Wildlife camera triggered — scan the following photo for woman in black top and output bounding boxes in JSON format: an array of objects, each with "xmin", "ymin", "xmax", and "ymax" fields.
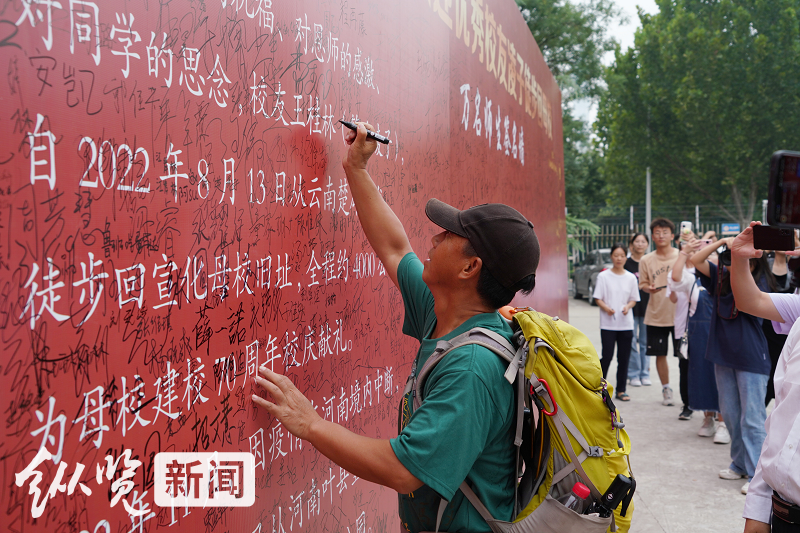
[{"xmin": 625, "ymin": 233, "xmax": 651, "ymax": 386}]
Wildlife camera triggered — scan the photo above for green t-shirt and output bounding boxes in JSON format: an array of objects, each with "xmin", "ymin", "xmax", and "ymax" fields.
[{"xmin": 390, "ymin": 253, "xmax": 516, "ymax": 533}]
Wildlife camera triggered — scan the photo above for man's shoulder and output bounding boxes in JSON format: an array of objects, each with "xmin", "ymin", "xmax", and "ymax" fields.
[
  {"xmin": 398, "ymin": 252, "xmax": 422, "ymax": 282},
  {"xmin": 656, "ymin": 248, "xmax": 679, "ymax": 262},
  {"xmin": 431, "ymin": 313, "xmax": 515, "ymax": 381},
  {"xmin": 438, "ymin": 337, "xmax": 512, "ymax": 385},
  {"xmin": 447, "ymin": 342, "xmax": 514, "ymax": 413},
  {"xmin": 462, "ymin": 340, "xmax": 511, "ymax": 368},
  {"xmin": 640, "ymin": 251, "xmax": 657, "ymax": 264},
  {"xmin": 421, "ymin": 337, "xmax": 514, "ymax": 423},
  {"xmin": 398, "ymin": 252, "xmax": 426, "ymax": 297}
]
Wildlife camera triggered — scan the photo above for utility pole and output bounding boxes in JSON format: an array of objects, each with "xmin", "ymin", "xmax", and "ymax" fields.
[
  {"xmin": 630, "ymin": 205, "xmax": 634, "ymax": 231},
  {"xmin": 646, "ymin": 167, "xmax": 652, "ymax": 250},
  {"xmin": 695, "ymin": 205, "xmax": 700, "ymax": 233}
]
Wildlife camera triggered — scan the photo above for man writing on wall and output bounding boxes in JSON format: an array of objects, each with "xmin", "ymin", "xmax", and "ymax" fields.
[{"xmin": 250, "ymin": 122, "xmax": 540, "ymax": 532}]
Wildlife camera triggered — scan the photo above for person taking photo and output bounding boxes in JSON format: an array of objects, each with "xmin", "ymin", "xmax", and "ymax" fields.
[
  {"xmin": 690, "ymin": 236, "xmax": 776, "ymax": 496},
  {"xmin": 668, "ymin": 237, "xmax": 725, "ymax": 440},
  {"xmin": 729, "ymin": 222, "xmax": 800, "ymax": 533}
]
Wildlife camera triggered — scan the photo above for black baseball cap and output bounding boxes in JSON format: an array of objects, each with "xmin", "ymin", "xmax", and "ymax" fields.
[{"xmin": 425, "ymin": 199, "xmax": 540, "ymax": 289}]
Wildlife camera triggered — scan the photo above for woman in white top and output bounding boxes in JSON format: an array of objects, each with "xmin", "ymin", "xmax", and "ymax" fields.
[{"xmin": 593, "ymin": 243, "xmax": 641, "ymax": 401}]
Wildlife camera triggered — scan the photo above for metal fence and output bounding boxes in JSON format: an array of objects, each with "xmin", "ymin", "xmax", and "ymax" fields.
[
  {"xmin": 568, "ymin": 222, "xmax": 725, "ymax": 277},
  {"xmin": 566, "ymin": 203, "xmax": 766, "ymax": 227}
]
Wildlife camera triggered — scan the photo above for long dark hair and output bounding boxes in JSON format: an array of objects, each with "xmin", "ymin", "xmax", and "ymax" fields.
[{"xmin": 719, "ymin": 255, "xmax": 777, "ymax": 296}]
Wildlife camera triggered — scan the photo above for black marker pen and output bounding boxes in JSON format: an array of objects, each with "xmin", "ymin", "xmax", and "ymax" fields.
[{"xmin": 339, "ymin": 120, "xmax": 391, "ymax": 144}]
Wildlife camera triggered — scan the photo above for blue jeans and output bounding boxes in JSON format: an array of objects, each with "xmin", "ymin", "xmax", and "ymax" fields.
[
  {"xmin": 714, "ymin": 364, "xmax": 768, "ymax": 478},
  {"xmin": 627, "ymin": 315, "xmax": 649, "ymax": 380}
]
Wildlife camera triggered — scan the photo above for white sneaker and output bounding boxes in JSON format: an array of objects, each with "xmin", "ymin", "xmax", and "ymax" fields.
[
  {"xmin": 698, "ymin": 414, "xmax": 717, "ymax": 437},
  {"xmin": 741, "ymin": 481, "xmax": 750, "ymax": 494},
  {"xmin": 714, "ymin": 422, "xmax": 731, "ymax": 444},
  {"xmin": 630, "ymin": 378, "xmax": 642, "ymax": 387},
  {"xmin": 641, "ymin": 377, "xmax": 652, "ymax": 386},
  {"xmin": 719, "ymin": 468, "xmax": 747, "ymax": 480},
  {"xmin": 662, "ymin": 386, "xmax": 675, "ymax": 406}
]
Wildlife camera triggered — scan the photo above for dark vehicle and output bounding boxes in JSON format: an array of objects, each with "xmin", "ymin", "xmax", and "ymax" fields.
[{"xmin": 573, "ymin": 248, "xmax": 612, "ymax": 306}]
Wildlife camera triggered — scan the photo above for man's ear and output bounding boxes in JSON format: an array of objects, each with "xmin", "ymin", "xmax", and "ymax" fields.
[{"xmin": 460, "ymin": 256, "xmax": 482, "ymax": 281}]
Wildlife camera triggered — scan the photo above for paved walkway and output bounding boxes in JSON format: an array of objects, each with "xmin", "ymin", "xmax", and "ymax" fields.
[{"xmin": 567, "ymin": 299, "xmax": 746, "ymax": 533}]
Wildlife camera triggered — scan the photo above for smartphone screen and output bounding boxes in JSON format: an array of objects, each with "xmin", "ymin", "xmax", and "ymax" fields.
[{"xmin": 769, "ymin": 151, "xmax": 800, "ymax": 227}]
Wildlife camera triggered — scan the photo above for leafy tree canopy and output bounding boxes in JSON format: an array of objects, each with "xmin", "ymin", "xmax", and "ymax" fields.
[
  {"xmin": 598, "ymin": 0, "xmax": 800, "ymax": 227},
  {"xmin": 519, "ymin": 0, "xmax": 622, "ymax": 102},
  {"xmin": 566, "ymin": 213, "xmax": 601, "ymax": 253},
  {"xmin": 518, "ymin": 0, "xmax": 623, "ymax": 219}
]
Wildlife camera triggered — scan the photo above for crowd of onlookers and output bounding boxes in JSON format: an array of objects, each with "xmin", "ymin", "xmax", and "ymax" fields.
[{"xmin": 590, "ymin": 218, "xmax": 790, "ymax": 499}]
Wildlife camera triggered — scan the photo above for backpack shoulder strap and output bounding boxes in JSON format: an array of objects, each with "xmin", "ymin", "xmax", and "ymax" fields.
[
  {"xmin": 411, "ymin": 327, "xmax": 519, "ymax": 411},
  {"xmin": 459, "ymin": 481, "xmax": 495, "ymax": 523}
]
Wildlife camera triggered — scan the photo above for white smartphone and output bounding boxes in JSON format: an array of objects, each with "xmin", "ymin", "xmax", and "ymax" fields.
[{"xmin": 680, "ymin": 221, "xmax": 692, "ymax": 240}]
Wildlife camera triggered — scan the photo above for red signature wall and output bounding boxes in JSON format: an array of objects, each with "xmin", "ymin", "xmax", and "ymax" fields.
[{"xmin": 0, "ymin": 0, "xmax": 565, "ymax": 531}]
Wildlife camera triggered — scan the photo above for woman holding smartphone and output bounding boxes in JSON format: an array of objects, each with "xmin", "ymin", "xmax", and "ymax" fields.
[
  {"xmin": 690, "ymin": 238, "xmax": 777, "ymax": 495},
  {"xmin": 669, "ymin": 237, "xmax": 725, "ymax": 439},
  {"xmin": 593, "ymin": 243, "xmax": 640, "ymax": 401}
]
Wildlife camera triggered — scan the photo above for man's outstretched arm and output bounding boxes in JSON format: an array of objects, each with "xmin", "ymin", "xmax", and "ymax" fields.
[
  {"xmin": 252, "ymin": 367, "xmax": 423, "ymax": 494},
  {"xmin": 343, "ymin": 122, "xmax": 414, "ymax": 289}
]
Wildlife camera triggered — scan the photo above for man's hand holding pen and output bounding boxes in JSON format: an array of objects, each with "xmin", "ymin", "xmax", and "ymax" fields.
[{"xmin": 342, "ymin": 121, "xmax": 378, "ymax": 171}]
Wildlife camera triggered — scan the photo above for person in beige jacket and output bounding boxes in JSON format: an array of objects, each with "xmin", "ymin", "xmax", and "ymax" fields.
[{"xmin": 638, "ymin": 218, "xmax": 680, "ymax": 408}]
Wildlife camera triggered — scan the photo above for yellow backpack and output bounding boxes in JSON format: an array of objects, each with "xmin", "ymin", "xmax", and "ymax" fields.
[{"xmin": 410, "ymin": 309, "xmax": 634, "ymax": 533}]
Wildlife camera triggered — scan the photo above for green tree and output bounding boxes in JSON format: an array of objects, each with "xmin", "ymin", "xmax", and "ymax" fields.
[
  {"xmin": 518, "ymin": 0, "xmax": 622, "ymax": 101},
  {"xmin": 563, "ymin": 109, "xmax": 606, "ymax": 219},
  {"xmin": 518, "ymin": 0, "xmax": 623, "ymax": 218},
  {"xmin": 566, "ymin": 213, "xmax": 600, "ymax": 254},
  {"xmin": 598, "ymin": 0, "xmax": 800, "ymax": 227}
]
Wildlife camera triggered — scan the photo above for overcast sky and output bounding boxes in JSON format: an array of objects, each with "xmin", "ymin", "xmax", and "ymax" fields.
[
  {"xmin": 571, "ymin": 0, "xmax": 660, "ymax": 124},
  {"xmin": 609, "ymin": 0, "xmax": 659, "ymax": 55}
]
